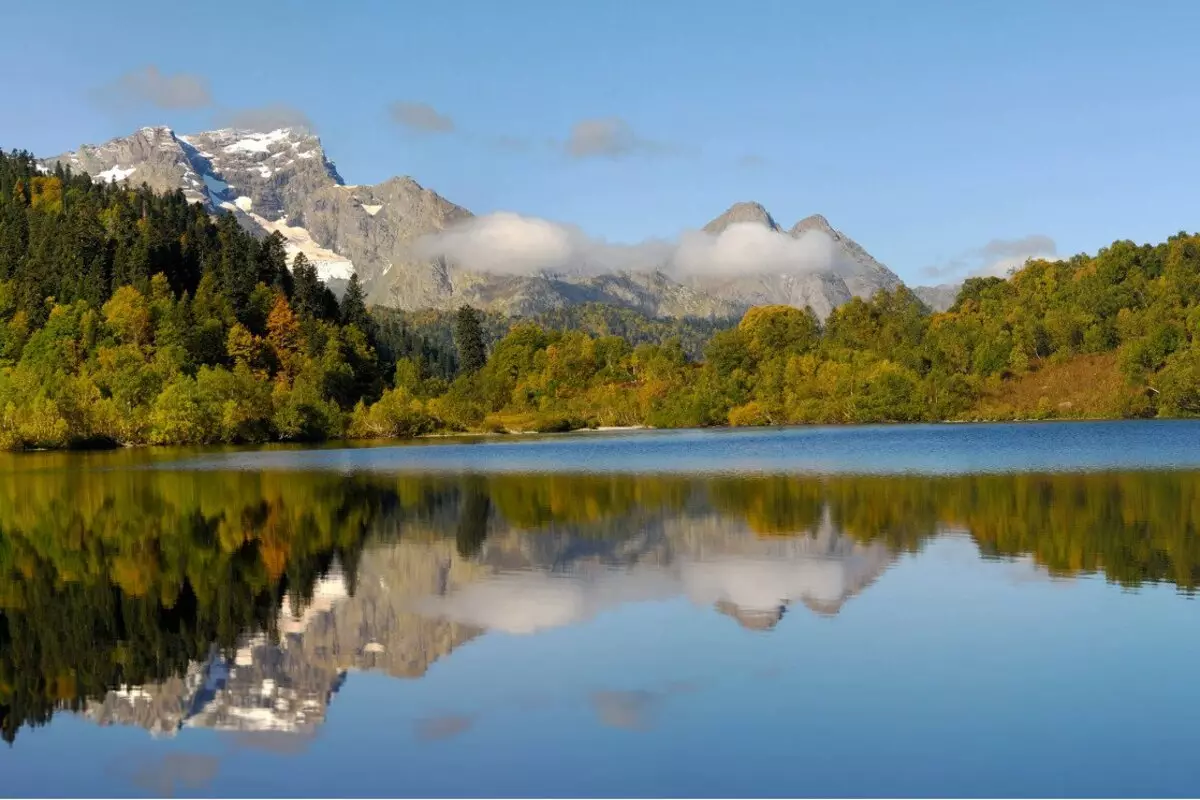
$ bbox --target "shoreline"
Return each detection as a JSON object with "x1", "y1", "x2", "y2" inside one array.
[{"x1": 0, "y1": 416, "x2": 1169, "y2": 456}]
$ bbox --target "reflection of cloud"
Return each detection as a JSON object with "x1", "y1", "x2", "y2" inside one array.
[
  {"x1": 1001, "y1": 557, "x2": 1073, "y2": 588},
  {"x1": 230, "y1": 730, "x2": 315, "y2": 755},
  {"x1": 591, "y1": 690, "x2": 660, "y2": 731},
  {"x1": 415, "y1": 715, "x2": 474, "y2": 741},
  {"x1": 120, "y1": 752, "x2": 220, "y2": 797},
  {"x1": 590, "y1": 680, "x2": 702, "y2": 731},
  {"x1": 421, "y1": 529, "x2": 891, "y2": 634},
  {"x1": 419, "y1": 571, "x2": 674, "y2": 634},
  {"x1": 681, "y1": 555, "x2": 865, "y2": 615}
]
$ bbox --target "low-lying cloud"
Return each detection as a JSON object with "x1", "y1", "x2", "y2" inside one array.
[
  {"x1": 925, "y1": 234, "x2": 1059, "y2": 280},
  {"x1": 413, "y1": 213, "x2": 838, "y2": 277},
  {"x1": 92, "y1": 65, "x2": 212, "y2": 111},
  {"x1": 675, "y1": 223, "x2": 835, "y2": 276}
]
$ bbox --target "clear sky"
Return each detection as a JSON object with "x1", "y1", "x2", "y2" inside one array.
[{"x1": 6, "y1": 0, "x2": 1200, "y2": 283}]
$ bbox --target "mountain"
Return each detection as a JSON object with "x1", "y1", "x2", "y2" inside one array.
[
  {"x1": 43, "y1": 127, "x2": 903, "y2": 319},
  {"x1": 684, "y1": 207, "x2": 905, "y2": 320},
  {"x1": 701, "y1": 200, "x2": 781, "y2": 233},
  {"x1": 913, "y1": 282, "x2": 961, "y2": 312}
]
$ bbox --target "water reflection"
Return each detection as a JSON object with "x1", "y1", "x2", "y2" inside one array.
[{"x1": 2, "y1": 468, "x2": 1198, "y2": 746}]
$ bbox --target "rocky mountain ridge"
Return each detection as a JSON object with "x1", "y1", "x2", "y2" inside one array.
[{"x1": 43, "y1": 126, "x2": 955, "y2": 317}]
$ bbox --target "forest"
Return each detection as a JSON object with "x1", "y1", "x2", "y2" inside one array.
[{"x1": 2, "y1": 145, "x2": 1200, "y2": 449}]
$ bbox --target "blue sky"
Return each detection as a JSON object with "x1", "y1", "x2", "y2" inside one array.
[{"x1": 7, "y1": 0, "x2": 1200, "y2": 283}]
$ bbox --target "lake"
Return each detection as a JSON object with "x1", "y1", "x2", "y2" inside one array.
[{"x1": 3, "y1": 420, "x2": 1200, "y2": 797}]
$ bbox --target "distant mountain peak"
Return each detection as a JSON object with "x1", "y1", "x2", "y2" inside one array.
[
  {"x1": 790, "y1": 213, "x2": 833, "y2": 236},
  {"x1": 702, "y1": 201, "x2": 781, "y2": 234}
]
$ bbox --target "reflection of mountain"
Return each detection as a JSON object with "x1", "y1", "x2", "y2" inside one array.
[
  {"x1": 88, "y1": 542, "x2": 490, "y2": 737},
  {"x1": 88, "y1": 572, "x2": 351, "y2": 738},
  {"x1": 8, "y1": 467, "x2": 1197, "y2": 747},
  {"x1": 425, "y1": 506, "x2": 893, "y2": 634},
  {"x1": 84, "y1": 503, "x2": 893, "y2": 736}
]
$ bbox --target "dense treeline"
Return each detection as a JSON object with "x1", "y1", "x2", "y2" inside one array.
[
  {"x1": 375, "y1": 303, "x2": 735, "y2": 367},
  {"x1": 0, "y1": 148, "x2": 404, "y2": 448},
  {"x1": 3, "y1": 467, "x2": 1200, "y2": 742},
  {"x1": 4, "y1": 141, "x2": 1200, "y2": 448}
]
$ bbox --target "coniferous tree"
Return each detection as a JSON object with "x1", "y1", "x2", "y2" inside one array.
[
  {"x1": 217, "y1": 214, "x2": 256, "y2": 323},
  {"x1": 257, "y1": 231, "x2": 290, "y2": 291},
  {"x1": 339, "y1": 273, "x2": 370, "y2": 331},
  {"x1": 291, "y1": 253, "x2": 323, "y2": 319},
  {"x1": 454, "y1": 305, "x2": 486, "y2": 375}
]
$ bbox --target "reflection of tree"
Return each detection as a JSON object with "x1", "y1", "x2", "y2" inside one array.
[
  {"x1": 709, "y1": 477, "x2": 824, "y2": 535},
  {"x1": 4, "y1": 466, "x2": 1200, "y2": 743},
  {"x1": 456, "y1": 477, "x2": 491, "y2": 558}
]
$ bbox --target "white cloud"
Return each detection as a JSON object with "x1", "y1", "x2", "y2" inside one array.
[
  {"x1": 414, "y1": 214, "x2": 838, "y2": 277},
  {"x1": 389, "y1": 101, "x2": 455, "y2": 134},
  {"x1": 564, "y1": 117, "x2": 673, "y2": 159},
  {"x1": 674, "y1": 223, "x2": 836, "y2": 276},
  {"x1": 924, "y1": 234, "x2": 1059, "y2": 280},
  {"x1": 414, "y1": 212, "x2": 583, "y2": 275},
  {"x1": 92, "y1": 65, "x2": 212, "y2": 111}
]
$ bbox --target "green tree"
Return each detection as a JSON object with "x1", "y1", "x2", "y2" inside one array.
[{"x1": 454, "y1": 305, "x2": 486, "y2": 374}]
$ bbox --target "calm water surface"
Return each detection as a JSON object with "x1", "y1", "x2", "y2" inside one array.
[{"x1": 3, "y1": 421, "x2": 1200, "y2": 797}]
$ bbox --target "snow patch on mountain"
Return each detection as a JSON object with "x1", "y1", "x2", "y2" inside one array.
[
  {"x1": 246, "y1": 209, "x2": 356, "y2": 283},
  {"x1": 223, "y1": 128, "x2": 292, "y2": 154},
  {"x1": 95, "y1": 165, "x2": 137, "y2": 182}
]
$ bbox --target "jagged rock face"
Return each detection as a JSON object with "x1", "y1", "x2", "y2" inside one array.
[
  {"x1": 389, "y1": 269, "x2": 742, "y2": 318},
  {"x1": 178, "y1": 128, "x2": 343, "y2": 220},
  {"x1": 913, "y1": 283, "x2": 961, "y2": 312},
  {"x1": 790, "y1": 214, "x2": 904, "y2": 299},
  {"x1": 687, "y1": 271, "x2": 854, "y2": 320},
  {"x1": 42, "y1": 127, "x2": 905, "y2": 319},
  {"x1": 303, "y1": 176, "x2": 473, "y2": 288},
  {"x1": 46, "y1": 126, "x2": 209, "y2": 203}
]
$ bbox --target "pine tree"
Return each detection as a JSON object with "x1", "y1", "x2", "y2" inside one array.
[
  {"x1": 257, "y1": 231, "x2": 289, "y2": 289},
  {"x1": 454, "y1": 305, "x2": 486, "y2": 374},
  {"x1": 291, "y1": 253, "x2": 324, "y2": 319},
  {"x1": 339, "y1": 273, "x2": 370, "y2": 330}
]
